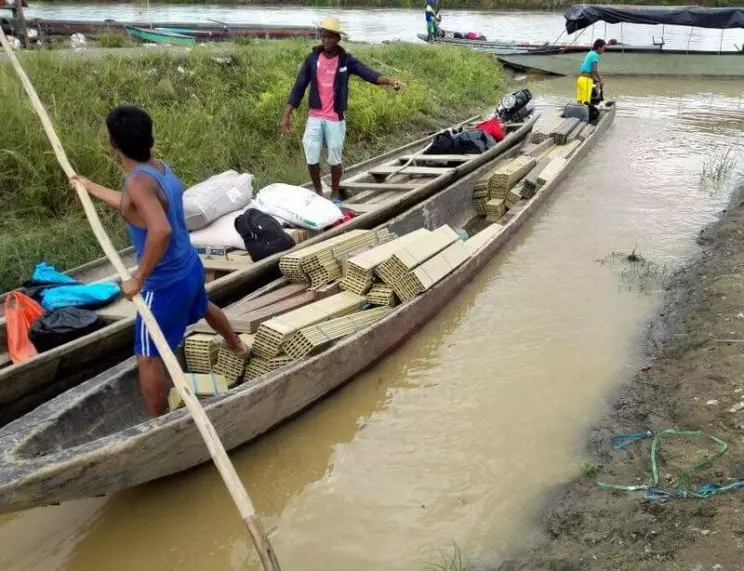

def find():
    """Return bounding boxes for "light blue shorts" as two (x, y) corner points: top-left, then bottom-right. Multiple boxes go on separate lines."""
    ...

(302, 116), (346, 166)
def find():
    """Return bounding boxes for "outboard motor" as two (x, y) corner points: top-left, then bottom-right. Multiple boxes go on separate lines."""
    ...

(496, 89), (534, 123)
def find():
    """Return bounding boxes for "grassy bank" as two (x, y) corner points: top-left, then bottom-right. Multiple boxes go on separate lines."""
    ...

(30, 0), (738, 8)
(0, 41), (507, 292)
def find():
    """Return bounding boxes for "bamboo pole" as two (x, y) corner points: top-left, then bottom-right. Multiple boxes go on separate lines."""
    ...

(0, 28), (281, 571)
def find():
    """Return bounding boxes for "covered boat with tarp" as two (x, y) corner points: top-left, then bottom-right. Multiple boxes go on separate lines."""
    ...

(498, 4), (744, 77)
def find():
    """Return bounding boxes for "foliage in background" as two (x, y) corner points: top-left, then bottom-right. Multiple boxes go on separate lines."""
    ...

(0, 41), (507, 290)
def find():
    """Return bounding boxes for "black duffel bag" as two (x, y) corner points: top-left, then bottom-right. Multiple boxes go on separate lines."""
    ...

(29, 307), (107, 353)
(234, 208), (295, 262)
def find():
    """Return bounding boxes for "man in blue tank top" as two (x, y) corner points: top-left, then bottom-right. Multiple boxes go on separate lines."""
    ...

(70, 105), (247, 417)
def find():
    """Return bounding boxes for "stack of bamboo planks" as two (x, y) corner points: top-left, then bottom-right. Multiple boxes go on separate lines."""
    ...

(168, 373), (229, 410)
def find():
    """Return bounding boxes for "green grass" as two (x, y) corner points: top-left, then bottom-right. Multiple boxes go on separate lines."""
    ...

(0, 41), (507, 292)
(580, 460), (602, 477)
(97, 32), (134, 48)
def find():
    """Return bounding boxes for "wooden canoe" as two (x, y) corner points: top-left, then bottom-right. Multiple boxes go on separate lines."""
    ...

(0, 115), (537, 427)
(0, 104), (615, 513)
(125, 26), (197, 46)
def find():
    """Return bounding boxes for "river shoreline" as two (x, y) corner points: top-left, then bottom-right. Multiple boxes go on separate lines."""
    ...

(497, 185), (744, 570)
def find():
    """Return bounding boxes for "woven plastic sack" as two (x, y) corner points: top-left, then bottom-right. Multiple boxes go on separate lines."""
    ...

(5, 291), (43, 363)
(189, 207), (249, 251)
(183, 171), (253, 231)
(254, 183), (343, 231)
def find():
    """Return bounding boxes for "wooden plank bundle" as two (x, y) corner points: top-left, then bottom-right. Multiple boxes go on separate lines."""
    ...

(551, 118), (580, 145)
(184, 333), (219, 373)
(550, 139), (581, 160)
(472, 176), (490, 214)
(465, 223), (505, 254)
(537, 158), (568, 188)
(531, 116), (562, 143)
(244, 355), (295, 381)
(375, 226), (460, 286)
(252, 291), (366, 359)
(213, 333), (255, 384)
(279, 229), (389, 284)
(366, 283), (398, 306)
(505, 184), (524, 209)
(285, 228), (313, 245)
(168, 373), (228, 411)
(485, 198), (507, 222)
(523, 157), (552, 192)
(487, 155), (536, 199)
(577, 123), (594, 140)
(393, 240), (470, 301)
(341, 228), (430, 295)
(283, 307), (393, 360)
(521, 138), (555, 158)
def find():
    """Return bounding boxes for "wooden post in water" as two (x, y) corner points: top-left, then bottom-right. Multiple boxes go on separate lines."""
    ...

(0, 26), (282, 571)
(13, 0), (28, 48)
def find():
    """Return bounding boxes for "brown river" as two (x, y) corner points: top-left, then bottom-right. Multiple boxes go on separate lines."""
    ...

(1, 74), (743, 569)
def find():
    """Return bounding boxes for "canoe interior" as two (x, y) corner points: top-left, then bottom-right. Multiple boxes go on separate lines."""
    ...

(0, 116), (536, 427)
(7, 106), (615, 467)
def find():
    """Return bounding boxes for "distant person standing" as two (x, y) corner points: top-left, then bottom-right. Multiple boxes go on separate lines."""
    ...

(280, 16), (404, 199)
(425, 0), (441, 41)
(576, 39), (606, 105)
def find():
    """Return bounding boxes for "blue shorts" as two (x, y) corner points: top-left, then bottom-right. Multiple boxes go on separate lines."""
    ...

(135, 258), (208, 358)
(302, 116), (346, 166)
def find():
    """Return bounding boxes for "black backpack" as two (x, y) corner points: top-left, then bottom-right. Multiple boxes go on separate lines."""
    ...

(29, 307), (106, 353)
(234, 208), (295, 262)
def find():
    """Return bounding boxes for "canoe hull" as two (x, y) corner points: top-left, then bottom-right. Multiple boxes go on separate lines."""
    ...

(125, 26), (196, 46)
(0, 106), (615, 513)
(498, 50), (744, 77)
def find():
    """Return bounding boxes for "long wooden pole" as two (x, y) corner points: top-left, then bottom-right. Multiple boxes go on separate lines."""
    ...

(0, 28), (281, 571)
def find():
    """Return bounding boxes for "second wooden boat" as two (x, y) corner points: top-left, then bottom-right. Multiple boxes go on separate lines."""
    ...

(0, 114), (537, 427)
(0, 103), (615, 513)
(125, 26), (196, 46)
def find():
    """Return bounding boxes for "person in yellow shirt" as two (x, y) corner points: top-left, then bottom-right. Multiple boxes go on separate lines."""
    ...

(576, 39), (606, 104)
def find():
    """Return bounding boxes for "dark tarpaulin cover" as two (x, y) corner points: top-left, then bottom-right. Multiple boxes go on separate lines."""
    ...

(564, 5), (744, 34)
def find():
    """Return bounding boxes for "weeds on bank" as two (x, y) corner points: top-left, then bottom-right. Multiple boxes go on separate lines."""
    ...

(580, 460), (602, 477)
(427, 542), (472, 571)
(97, 32), (134, 49)
(597, 245), (669, 294)
(700, 147), (738, 197)
(0, 42), (506, 291)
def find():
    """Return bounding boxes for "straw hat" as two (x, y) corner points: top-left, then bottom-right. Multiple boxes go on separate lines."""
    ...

(316, 16), (347, 36)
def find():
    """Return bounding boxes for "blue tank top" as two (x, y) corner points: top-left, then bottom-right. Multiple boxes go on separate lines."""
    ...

(123, 162), (198, 290)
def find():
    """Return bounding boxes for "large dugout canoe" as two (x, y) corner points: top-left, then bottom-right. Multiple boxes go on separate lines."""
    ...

(0, 104), (615, 513)
(0, 115), (537, 427)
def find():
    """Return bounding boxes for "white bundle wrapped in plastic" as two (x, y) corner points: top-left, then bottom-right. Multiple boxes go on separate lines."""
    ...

(183, 170), (253, 231)
(189, 207), (247, 251)
(254, 183), (342, 231)
(70, 33), (87, 52)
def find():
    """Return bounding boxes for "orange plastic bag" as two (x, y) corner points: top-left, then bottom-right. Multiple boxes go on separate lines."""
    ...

(5, 291), (43, 364)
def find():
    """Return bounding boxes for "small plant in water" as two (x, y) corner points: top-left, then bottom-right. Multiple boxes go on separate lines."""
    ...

(581, 460), (602, 477)
(428, 542), (470, 571)
(596, 244), (669, 295)
(700, 147), (738, 197)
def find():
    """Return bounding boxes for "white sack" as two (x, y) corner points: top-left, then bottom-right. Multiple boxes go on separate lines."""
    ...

(189, 208), (247, 251)
(183, 170), (253, 231)
(254, 183), (342, 231)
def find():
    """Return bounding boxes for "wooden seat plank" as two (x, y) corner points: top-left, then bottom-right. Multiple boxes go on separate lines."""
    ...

(342, 203), (382, 214)
(397, 154), (478, 162)
(369, 166), (453, 176)
(339, 182), (419, 191)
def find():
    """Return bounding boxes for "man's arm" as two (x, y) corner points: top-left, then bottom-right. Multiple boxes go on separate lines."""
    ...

(125, 174), (173, 296)
(70, 175), (123, 210)
(591, 61), (602, 84)
(348, 56), (404, 90)
(281, 56), (312, 132)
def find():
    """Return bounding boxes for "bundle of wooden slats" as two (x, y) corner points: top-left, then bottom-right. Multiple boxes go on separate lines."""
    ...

(244, 355), (295, 381)
(550, 139), (580, 160)
(285, 228), (314, 245)
(523, 157), (552, 195)
(279, 229), (391, 285)
(376, 226), (460, 286)
(392, 240), (470, 301)
(341, 229), (430, 295)
(184, 333), (219, 373)
(366, 283), (398, 306)
(537, 158), (568, 187)
(485, 198), (506, 223)
(551, 118), (580, 145)
(578, 123), (595, 140)
(253, 291), (366, 359)
(465, 223), (504, 254)
(283, 307), (393, 360)
(521, 138), (555, 158)
(487, 155), (536, 199)
(168, 373), (228, 411)
(213, 333), (255, 384)
(505, 183), (524, 209)
(531, 116), (562, 143)
(472, 176), (490, 215)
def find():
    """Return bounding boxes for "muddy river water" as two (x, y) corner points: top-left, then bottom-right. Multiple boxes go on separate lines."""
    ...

(1, 52), (744, 571)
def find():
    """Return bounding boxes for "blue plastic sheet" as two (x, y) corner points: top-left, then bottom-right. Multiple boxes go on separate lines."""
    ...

(31, 262), (79, 285)
(39, 283), (121, 311)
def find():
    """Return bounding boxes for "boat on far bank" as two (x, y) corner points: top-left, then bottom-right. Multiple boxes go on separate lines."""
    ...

(126, 25), (196, 46)
(497, 5), (744, 77)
